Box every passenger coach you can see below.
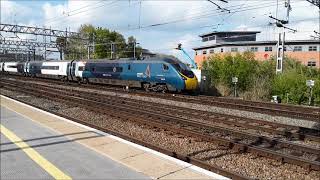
[1,57,198,92]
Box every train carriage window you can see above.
[128,65,131,70]
[8,65,17,68]
[78,66,85,71]
[163,64,169,71]
[42,66,59,70]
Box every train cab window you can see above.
[78,66,85,71]
[163,64,169,71]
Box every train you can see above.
[0,57,199,92]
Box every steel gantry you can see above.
[0,47,34,53]
[0,23,83,39]
[0,39,58,48]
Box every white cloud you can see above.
[1,0,33,24]
[1,0,319,59]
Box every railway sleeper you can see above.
[2,82,320,171]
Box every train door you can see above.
[161,63,169,80]
[71,62,76,77]
[17,62,25,74]
[0,62,4,72]
[25,62,30,74]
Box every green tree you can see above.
[63,24,142,60]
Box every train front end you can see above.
[166,58,198,91]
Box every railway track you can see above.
[2,78,319,143]
[167,94,320,122]
[1,74,319,122]
[1,79,320,173]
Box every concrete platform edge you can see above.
[1,95,228,180]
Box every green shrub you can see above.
[202,53,320,106]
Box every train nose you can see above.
[185,76,198,90]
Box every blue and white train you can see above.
[0,57,198,92]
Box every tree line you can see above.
[56,24,142,60]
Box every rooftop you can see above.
[199,31,261,37]
[193,39,320,50]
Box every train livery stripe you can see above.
[0,124,72,180]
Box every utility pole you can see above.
[92,33,95,57]
[270,0,294,74]
[133,41,140,59]
[87,45,90,59]
[276,31,285,74]
[44,36,47,60]
[110,43,115,59]
[133,42,136,59]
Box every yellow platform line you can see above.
[0,124,72,180]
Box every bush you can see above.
[202,53,320,106]
[203,52,259,96]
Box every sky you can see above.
[0,0,319,61]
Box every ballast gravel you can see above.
[1,89,319,180]
[22,79,319,129]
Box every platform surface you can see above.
[0,95,227,180]
[1,106,150,179]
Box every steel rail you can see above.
[2,77,319,143]
[0,88,249,179]
[2,81,320,171]
[1,74,319,122]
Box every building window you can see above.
[307,61,316,67]
[202,35,215,42]
[202,37,209,42]
[293,46,302,51]
[209,49,214,54]
[265,47,272,52]
[202,50,207,55]
[221,48,224,53]
[231,47,238,52]
[250,47,258,52]
[208,35,215,41]
[308,46,317,51]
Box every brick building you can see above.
[193,31,320,68]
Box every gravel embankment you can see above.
[7,78,319,129]
[1,89,319,180]
[25,79,318,129]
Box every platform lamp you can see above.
[232,77,238,97]
[306,80,315,106]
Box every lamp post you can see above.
[306,80,315,106]
[232,77,238,97]
[134,42,140,59]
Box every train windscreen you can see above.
[164,58,194,78]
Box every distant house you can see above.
[193,31,320,68]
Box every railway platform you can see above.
[0,95,226,180]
